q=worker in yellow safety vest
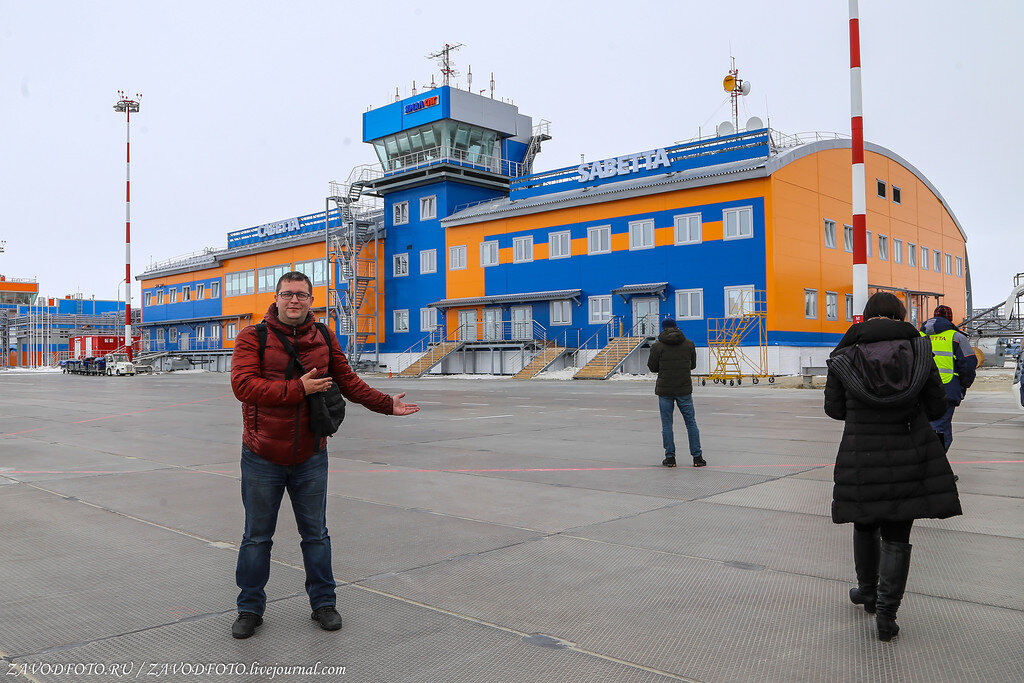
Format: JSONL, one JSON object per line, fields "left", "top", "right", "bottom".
{"left": 920, "top": 305, "right": 977, "bottom": 455}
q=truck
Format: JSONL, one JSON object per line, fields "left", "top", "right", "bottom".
{"left": 62, "top": 353, "right": 135, "bottom": 376}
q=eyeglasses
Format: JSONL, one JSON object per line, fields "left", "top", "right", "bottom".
{"left": 276, "top": 291, "right": 311, "bottom": 301}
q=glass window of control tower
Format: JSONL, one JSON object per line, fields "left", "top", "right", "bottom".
{"left": 374, "top": 122, "right": 500, "bottom": 170}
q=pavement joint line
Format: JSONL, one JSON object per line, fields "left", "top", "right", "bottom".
{"left": 1, "top": 648, "right": 44, "bottom": 683}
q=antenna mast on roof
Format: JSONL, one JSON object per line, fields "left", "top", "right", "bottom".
{"left": 427, "top": 42, "right": 463, "bottom": 86}
{"left": 722, "top": 57, "right": 751, "bottom": 134}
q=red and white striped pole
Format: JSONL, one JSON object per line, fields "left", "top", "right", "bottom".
{"left": 114, "top": 92, "right": 140, "bottom": 360}
{"left": 849, "top": 1, "right": 867, "bottom": 323}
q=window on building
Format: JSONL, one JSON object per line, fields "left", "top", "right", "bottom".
{"left": 449, "top": 245, "right": 467, "bottom": 271}
{"left": 295, "top": 258, "right": 328, "bottom": 286}
{"left": 168, "top": 288, "right": 178, "bottom": 304}
{"left": 628, "top": 219, "right": 655, "bottom": 250}
{"left": 877, "top": 179, "right": 887, "bottom": 198}
{"left": 805, "top": 289, "right": 818, "bottom": 319}
{"left": 197, "top": 326, "right": 206, "bottom": 341}
{"left": 587, "top": 225, "right": 611, "bottom": 254}
{"left": 866, "top": 231, "right": 873, "bottom": 258}
{"left": 513, "top": 236, "right": 534, "bottom": 263}
{"left": 420, "top": 249, "right": 437, "bottom": 274}
{"left": 843, "top": 224, "right": 854, "bottom": 253}
{"left": 824, "top": 220, "right": 837, "bottom": 249}
{"left": 878, "top": 235, "right": 889, "bottom": 261}
{"left": 588, "top": 295, "right": 612, "bottom": 324}
{"left": 675, "top": 289, "right": 703, "bottom": 320}
{"left": 674, "top": 213, "right": 701, "bottom": 245}
{"left": 420, "top": 307, "right": 437, "bottom": 332}
{"left": 933, "top": 250, "right": 941, "bottom": 272}
{"left": 144, "top": 292, "right": 152, "bottom": 307}
{"left": 921, "top": 246, "right": 929, "bottom": 270}
{"left": 723, "top": 206, "right": 753, "bottom": 240}
{"left": 211, "top": 281, "right": 221, "bottom": 298}
{"left": 182, "top": 286, "right": 191, "bottom": 301}
{"left": 211, "top": 324, "right": 220, "bottom": 339}
{"left": 945, "top": 253, "right": 953, "bottom": 275}
{"left": 419, "top": 195, "right": 437, "bottom": 220}
{"left": 893, "top": 239, "right": 903, "bottom": 264}
{"left": 393, "top": 201, "right": 409, "bottom": 225}
{"left": 550, "top": 300, "right": 571, "bottom": 326}
{"left": 549, "top": 230, "right": 571, "bottom": 259}
{"left": 908, "top": 243, "right": 917, "bottom": 267}
{"left": 846, "top": 294, "right": 854, "bottom": 322}
{"left": 226, "top": 322, "right": 237, "bottom": 340}
{"left": 156, "top": 290, "right": 165, "bottom": 305}
{"left": 956, "top": 256, "right": 963, "bottom": 277}
{"left": 725, "top": 285, "right": 755, "bottom": 317}
{"left": 480, "top": 240, "right": 500, "bottom": 267}
{"left": 196, "top": 283, "right": 205, "bottom": 299}
{"left": 393, "top": 253, "right": 409, "bottom": 277}
{"left": 257, "top": 264, "right": 290, "bottom": 293}
{"left": 393, "top": 309, "right": 409, "bottom": 333}
{"left": 892, "top": 186, "right": 902, "bottom": 204}
{"left": 826, "top": 291, "right": 838, "bottom": 320}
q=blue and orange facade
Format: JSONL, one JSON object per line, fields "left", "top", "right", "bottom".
{"left": 137, "top": 81, "right": 969, "bottom": 375}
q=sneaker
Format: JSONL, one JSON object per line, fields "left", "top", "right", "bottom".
{"left": 692, "top": 456, "right": 707, "bottom": 467}
{"left": 662, "top": 456, "right": 677, "bottom": 467}
{"left": 311, "top": 605, "right": 343, "bottom": 631}
{"left": 231, "top": 612, "right": 262, "bottom": 639}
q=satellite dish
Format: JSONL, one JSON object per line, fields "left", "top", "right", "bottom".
{"left": 717, "top": 121, "right": 735, "bottom": 136}
{"left": 746, "top": 116, "right": 764, "bottom": 131}
{"left": 740, "top": 80, "right": 752, "bottom": 95}
{"left": 723, "top": 74, "right": 736, "bottom": 92}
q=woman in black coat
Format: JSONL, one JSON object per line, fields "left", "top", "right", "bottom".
{"left": 824, "top": 292, "right": 961, "bottom": 641}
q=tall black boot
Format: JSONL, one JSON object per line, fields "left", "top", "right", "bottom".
{"left": 875, "top": 539, "right": 913, "bottom": 641}
{"left": 849, "top": 527, "right": 880, "bottom": 613}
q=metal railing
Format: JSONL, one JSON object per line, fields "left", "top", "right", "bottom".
{"left": 392, "top": 319, "right": 551, "bottom": 373}
{"left": 354, "top": 145, "right": 525, "bottom": 180}
{"left": 146, "top": 248, "right": 219, "bottom": 272}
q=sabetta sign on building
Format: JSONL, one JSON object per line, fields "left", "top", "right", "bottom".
{"left": 404, "top": 95, "right": 440, "bottom": 115}
{"left": 577, "top": 148, "right": 671, "bottom": 182}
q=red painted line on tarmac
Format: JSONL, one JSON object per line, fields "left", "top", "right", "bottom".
{"left": 0, "top": 428, "right": 47, "bottom": 437}
{"left": 73, "top": 395, "right": 233, "bottom": 423}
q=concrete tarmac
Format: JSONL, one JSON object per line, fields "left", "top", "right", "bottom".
{"left": 1, "top": 371, "right": 1022, "bottom": 682}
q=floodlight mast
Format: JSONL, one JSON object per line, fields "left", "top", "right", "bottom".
{"left": 113, "top": 91, "right": 140, "bottom": 360}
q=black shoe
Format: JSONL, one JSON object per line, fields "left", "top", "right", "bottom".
{"left": 876, "top": 540, "right": 913, "bottom": 641}
{"left": 692, "top": 456, "right": 707, "bottom": 467}
{"left": 662, "top": 456, "right": 677, "bottom": 467}
{"left": 232, "top": 612, "right": 262, "bottom": 639}
{"left": 311, "top": 605, "right": 343, "bottom": 631}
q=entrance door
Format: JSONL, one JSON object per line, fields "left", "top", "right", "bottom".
{"left": 458, "top": 310, "right": 477, "bottom": 341}
{"left": 511, "top": 305, "right": 532, "bottom": 340}
{"left": 632, "top": 297, "right": 659, "bottom": 336}
{"left": 483, "top": 308, "right": 502, "bottom": 341}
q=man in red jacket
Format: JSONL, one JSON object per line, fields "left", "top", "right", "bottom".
{"left": 229, "top": 271, "right": 419, "bottom": 639}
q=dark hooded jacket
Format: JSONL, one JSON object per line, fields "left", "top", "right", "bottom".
{"left": 920, "top": 315, "right": 977, "bottom": 406}
{"left": 647, "top": 328, "right": 696, "bottom": 396}
{"left": 230, "top": 304, "right": 393, "bottom": 466}
{"left": 824, "top": 317, "right": 961, "bottom": 524}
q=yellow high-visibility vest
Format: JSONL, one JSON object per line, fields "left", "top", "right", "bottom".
{"left": 921, "top": 329, "right": 956, "bottom": 384}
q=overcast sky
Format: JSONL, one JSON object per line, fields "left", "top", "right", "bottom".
{"left": 1, "top": 0, "right": 1021, "bottom": 309}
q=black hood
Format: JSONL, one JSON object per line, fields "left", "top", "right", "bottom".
{"left": 658, "top": 328, "right": 686, "bottom": 345}
{"left": 832, "top": 317, "right": 921, "bottom": 352}
{"left": 828, "top": 334, "right": 935, "bottom": 407}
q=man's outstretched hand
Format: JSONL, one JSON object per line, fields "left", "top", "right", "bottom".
{"left": 392, "top": 392, "right": 420, "bottom": 415}
{"left": 300, "top": 368, "right": 332, "bottom": 395}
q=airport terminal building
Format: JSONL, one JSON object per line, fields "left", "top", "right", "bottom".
{"left": 137, "top": 81, "right": 969, "bottom": 377}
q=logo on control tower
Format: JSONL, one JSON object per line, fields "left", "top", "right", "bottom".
{"left": 404, "top": 95, "right": 440, "bottom": 114}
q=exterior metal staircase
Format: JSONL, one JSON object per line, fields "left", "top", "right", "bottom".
{"left": 573, "top": 336, "right": 647, "bottom": 380}
{"left": 398, "top": 340, "right": 465, "bottom": 378}
{"left": 514, "top": 344, "right": 571, "bottom": 379}
{"left": 520, "top": 120, "right": 551, "bottom": 176}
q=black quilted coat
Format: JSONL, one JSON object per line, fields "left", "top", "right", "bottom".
{"left": 824, "top": 317, "right": 961, "bottom": 524}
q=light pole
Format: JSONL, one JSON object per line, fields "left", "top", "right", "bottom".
{"left": 113, "top": 91, "right": 140, "bottom": 359}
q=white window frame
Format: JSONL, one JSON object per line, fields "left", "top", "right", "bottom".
{"left": 420, "top": 307, "right": 437, "bottom": 332}
{"left": 393, "top": 309, "right": 409, "bottom": 333}
{"left": 724, "top": 285, "right": 755, "bottom": 317}
{"left": 211, "top": 281, "right": 221, "bottom": 298}
{"left": 512, "top": 236, "right": 534, "bottom": 263}
{"left": 723, "top": 206, "right": 753, "bottom": 241}
{"left": 945, "top": 253, "right": 953, "bottom": 275}
{"left": 674, "top": 213, "right": 702, "bottom": 245}
{"left": 921, "top": 246, "right": 929, "bottom": 270}
{"left": 419, "top": 195, "right": 437, "bottom": 221}
{"left": 393, "top": 253, "right": 409, "bottom": 277}
{"left": 295, "top": 258, "right": 328, "bottom": 286}
{"left": 588, "top": 295, "right": 612, "bottom": 324}
{"left": 197, "top": 326, "right": 206, "bottom": 341}
{"left": 548, "top": 230, "right": 571, "bottom": 259}
{"left": 866, "top": 231, "right": 873, "bottom": 258}
{"left": 144, "top": 292, "right": 152, "bottom": 307}
{"left": 168, "top": 288, "right": 177, "bottom": 304}
{"left": 156, "top": 290, "right": 164, "bottom": 305}
{"left": 826, "top": 291, "right": 838, "bottom": 321}
{"left": 846, "top": 294, "right": 854, "bottom": 322}
{"left": 211, "top": 324, "right": 220, "bottom": 339}
{"left": 908, "top": 243, "right": 917, "bottom": 267}
{"left": 257, "top": 264, "right": 290, "bottom": 294}
{"left": 628, "top": 219, "right": 655, "bottom": 250}
{"left": 956, "top": 256, "right": 963, "bottom": 277}
{"left": 933, "top": 250, "right": 941, "bottom": 273}
{"left": 878, "top": 234, "right": 889, "bottom": 261}
{"left": 226, "top": 322, "right": 237, "bottom": 340}
{"left": 449, "top": 245, "right": 467, "bottom": 271}
{"left": 587, "top": 225, "right": 611, "bottom": 255}
{"left": 843, "top": 224, "right": 854, "bottom": 253}
{"left": 876, "top": 179, "right": 887, "bottom": 199}
{"left": 893, "top": 238, "right": 903, "bottom": 264}
{"left": 805, "top": 289, "right": 819, "bottom": 320}
{"left": 550, "top": 300, "right": 571, "bottom": 326}
{"left": 393, "top": 201, "right": 409, "bottom": 225}
{"left": 182, "top": 285, "right": 191, "bottom": 301}
{"left": 420, "top": 249, "right": 437, "bottom": 274}
{"left": 196, "top": 283, "right": 205, "bottom": 299}
{"left": 480, "top": 240, "right": 500, "bottom": 267}
{"left": 824, "top": 219, "right": 837, "bottom": 249}
{"left": 675, "top": 289, "right": 703, "bottom": 320}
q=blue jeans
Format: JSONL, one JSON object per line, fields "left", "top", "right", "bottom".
{"left": 659, "top": 395, "right": 702, "bottom": 457}
{"left": 930, "top": 404, "right": 956, "bottom": 453}
{"left": 236, "top": 445, "right": 336, "bottom": 615}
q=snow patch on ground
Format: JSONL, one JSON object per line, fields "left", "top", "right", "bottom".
{"left": 0, "top": 367, "right": 63, "bottom": 374}
{"left": 534, "top": 367, "right": 581, "bottom": 380}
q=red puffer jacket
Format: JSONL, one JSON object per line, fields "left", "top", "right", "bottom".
{"left": 231, "top": 305, "right": 393, "bottom": 465}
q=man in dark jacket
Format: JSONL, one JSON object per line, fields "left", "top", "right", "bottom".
{"left": 228, "top": 271, "right": 419, "bottom": 639}
{"left": 647, "top": 318, "right": 705, "bottom": 467}
{"left": 920, "top": 305, "right": 977, "bottom": 452}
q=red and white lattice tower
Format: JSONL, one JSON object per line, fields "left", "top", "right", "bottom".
{"left": 849, "top": 2, "right": 867, "bottom": 322}
{"left": 113, "top": 91, "right": 141, "bottom": 360}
